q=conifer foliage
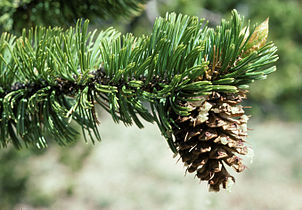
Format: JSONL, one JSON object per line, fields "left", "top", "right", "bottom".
{"left": 0, "top": 0, "right": 147, "bottom": 32}
{"left": 0, "top": 10, "right": 278, "bottom": 191}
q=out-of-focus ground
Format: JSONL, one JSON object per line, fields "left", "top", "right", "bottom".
{"left": 7, "top": 113, "right": 302, "bottom": 210}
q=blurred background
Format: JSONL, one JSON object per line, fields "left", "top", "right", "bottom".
{"left": 0, "top": 0, "right": 302, "bottom": 209}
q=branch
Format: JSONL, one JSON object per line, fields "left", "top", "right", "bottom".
{"left": 0, "top": 10, "right": 278, "bottom": 191}
{"left": 0, "top": 0, "right": 148, "bottom": 32}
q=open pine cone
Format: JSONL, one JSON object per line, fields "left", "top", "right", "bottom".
{"left": 171, "top": 91, "right": 250, "bottom": 191}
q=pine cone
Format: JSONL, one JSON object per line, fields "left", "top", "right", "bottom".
{"left": 171, "top": 91, "right": 249, "bottom": 192}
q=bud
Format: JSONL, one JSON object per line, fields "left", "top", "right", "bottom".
{"left": 243, "top": 18, "right": 269, "bottom": 56}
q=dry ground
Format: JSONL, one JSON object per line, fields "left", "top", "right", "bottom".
{"left": 10, "top": 114, "right": 302, "bottom": 210}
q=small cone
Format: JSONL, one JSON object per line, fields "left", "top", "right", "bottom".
{"left": 171, "top": 91, "right": 249, "bottom": 191}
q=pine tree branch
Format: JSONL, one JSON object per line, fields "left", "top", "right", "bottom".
{"left": 0, "top": 10, "right": 278, "bottom": 152}
{"left": 0, "top": 0, "right": 148, "bottom": 32}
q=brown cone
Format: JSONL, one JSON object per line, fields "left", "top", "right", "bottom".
{"left": 171, "top": 91, "right": 249, "bottom": 192}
